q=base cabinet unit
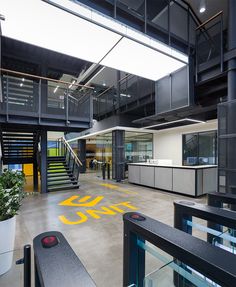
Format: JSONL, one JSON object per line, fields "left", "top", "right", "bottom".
{"left": 172, "top": 169, "right": 195, "bottom": 196}
{"left": 128, "top": 163, "right": 217, "bottom": 197}
{"left": 128, "top": 165, "right": 140, "bottom": 184}
{"left": 154, "top": 167, "right": 172, "bottom": 191}
{"left": 140, "top": 166, "right": 155, "bottom": 187}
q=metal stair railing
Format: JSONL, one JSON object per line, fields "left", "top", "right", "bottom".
{"left": 57, "top": 137, "right": 82, "bottom": 182}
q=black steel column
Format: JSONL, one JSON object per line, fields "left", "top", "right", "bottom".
{"left": 227, "top": 0, "right": 236, "bottom": 196}
{"left": 40, "top": 131, "right": 47, "bottom": 193}
{"left": 78, "top": 139, "right": 86, "bottom": 173}
{"left": 33, "top": 161, "right": 38, "bottom": 192}
{"left": 228, "top": 0, "right": 236, "bottom": 101}
{"left": 40, "top": 65, "right": 48, "bottom": 117}
{"left": 112, "top": 130, "right": 125, "bottom": 182}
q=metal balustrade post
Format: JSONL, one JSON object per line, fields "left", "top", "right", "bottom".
{"left": 6, "top": 76, "right": 9, "bottom": 122}
{"left": 38, "top": 79, "right": 41, "bottom": 124}
{"left": 66, "top": 87, "right": 69, "bottom": 126}
{"left": 123, "top": 223, "right": 145, "bottom": 287}
{"left": 207, "top": 194, "right": 223, "bottom": 244}
{"left": 24, "top": 245, "right": 31, "bottom": 287}
{"left": 168, "top": 0, "right": 170, "bottom": 45}
{"left": 220, "top": 13, "right": 223, "bottom": 73}
{"left": 16, "top": 245, "right": 32, "bottom": 287}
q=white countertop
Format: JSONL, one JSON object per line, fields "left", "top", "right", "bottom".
{"left": 128, "top": 163, "right": 217, "bottom": 169}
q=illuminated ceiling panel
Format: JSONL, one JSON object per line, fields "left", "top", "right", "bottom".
{"left": 101, "top": 37, "right": 186, "bottom": 81}
{"left": 1, "top": 0, "right": 188, "bottom": 81}
{"left": 1, "top": 0, "right": 122, "bottom": 63}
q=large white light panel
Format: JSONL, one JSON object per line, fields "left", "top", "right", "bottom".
{"left": 1, "top": 0, "right": 122, "bottom": 63}
{"left": 101, "top": 38, "right": 187, "bottom": 81}
{"left": 1, "top": 0, "right": 188, "bottom": 81}
{"left": 50, "top": 0, "right": 188, "bottom": 64}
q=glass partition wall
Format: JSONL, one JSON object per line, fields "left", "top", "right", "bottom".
{"left": 183, "top": 131, "right": 217, "bottom": 166}
{"left": 86, "top": 133, "right": 112, "bottom": 177}
{"left": 125, "top": 132, "right": 153, "bottom": 164}
{"left": 85, "top": 131, "right": 153, "bottom": 178}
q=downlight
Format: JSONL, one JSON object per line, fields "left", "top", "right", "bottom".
{"left": 199, "top": 0, "right": 206, "bottom": 13}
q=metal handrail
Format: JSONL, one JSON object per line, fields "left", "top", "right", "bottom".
{"left": 96, "top": 73, "right": 131, "bottom": 99}
{"left": 196, "top": 11, "right": 223, "bottom": 30}
{"left": 61, "top": 137, "right": 82, "bottom": 166}
{"left": 0, "top": 68, "right": 94, "bottom": 89}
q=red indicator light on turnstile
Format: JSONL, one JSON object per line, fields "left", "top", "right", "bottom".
{"left": 41, "top": 236, "right": 58, "bottom": 248}
{"left": 130, "top": 214, "right": 145, "bottom": 221}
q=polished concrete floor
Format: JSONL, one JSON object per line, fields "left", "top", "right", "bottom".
{"left": 0, "top": 173, "right": 206, "bottom": 286}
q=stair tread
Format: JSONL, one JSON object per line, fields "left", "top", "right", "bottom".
{"left": 48, "top": 176, "right": 74, "bottom": 181}
{"left": 48, "top": 169, "right": 71, "bottom": 172}
{"left": 48, "top": 184, "right": 80, "bottom": 192}
{"left": 47, "top": 156, "right": 66, "bottom": 160}
{"left": 48, "top": 166, "right": 70, "bottom": 169}
{"left": 48, "top": 180, "right": 77, "bottom": 186}
{"left": 48, "top": 172, "right": 73, "bottom": 176}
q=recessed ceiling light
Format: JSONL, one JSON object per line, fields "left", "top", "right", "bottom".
{"left": 199, "top": 0, "right": 206, "bottom": 13}
{"left": 199, "top": 7, "right": 206, "bottom": 13}
{"left": 54, "top": 85, "right": 59, "bottom": 93}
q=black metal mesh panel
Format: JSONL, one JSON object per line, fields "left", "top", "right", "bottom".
{"left": 155, "top": 66, "right": 189, "bottom": 114}
{"left": 170, "top": 2, "right": 188, "bottom": 42}
{"left": 196, "top": 21, "right": 221, "bottom": 65}
{"left": 218, "top": 100, "right": 236, "bottom": 193}
{"left": 171, "top": 66, "right": 188, "bottom": 109}
{"left": 112, "top": 130, "right": 125, "bottom": 181}
{"left": 155, "top": 76, "right": 171, "bottom": 114}
{"left": 1, "top": 75, "right": 38, "bottom": 114}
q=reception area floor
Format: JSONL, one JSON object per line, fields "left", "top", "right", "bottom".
{"left": 1, "top": 173, "right": 207, "bottom": 287}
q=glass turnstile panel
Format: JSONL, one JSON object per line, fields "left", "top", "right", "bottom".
{"left": 187, "top": 218, "right": 236, "bottom": 255}
{"left": 138, "top": 240, "right": 219, "bottom": 287}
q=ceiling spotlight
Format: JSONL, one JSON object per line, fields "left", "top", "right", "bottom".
{"left": 199, "top": 0, "right": 206, "bottom": 13}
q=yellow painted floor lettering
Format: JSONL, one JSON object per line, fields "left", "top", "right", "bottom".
{"left": 109, "top": 205, "right": 125, "bottom": 213}
{"left": 115, "top": 201, "right": 138, "bottom": 210}
{"left": 99, "top": 183, "right": 137, "bottom": 195}
{"left": 59, "top": 212, "right": 88, "bottom": 225}
{"left": 59, "top": 195, "right": 104, "bottom": 207}
{"left": 78, "top": 195, "right": 92, "bottom": 203}
{"left": 86, "top": 207, "right": 116, "bottom": 219}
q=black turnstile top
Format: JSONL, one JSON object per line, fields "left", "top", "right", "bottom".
{"left": 174, "top": 200, "right": 236, "bottom": 229}
{"left": 33, "top": 231, "right": 96, "bottom": 287}
{"left": 124, "top": 212, "right": 236, "bottom": 287}
{"left": 208, "top": 191, "right": 236, "bottom": 204}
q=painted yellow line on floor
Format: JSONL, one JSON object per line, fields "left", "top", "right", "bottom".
{"left": 99, "top": 183, "right": 138, "bottom": 195}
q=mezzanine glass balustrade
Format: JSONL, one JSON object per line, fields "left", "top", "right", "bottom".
{"left": 95, "top": 74, "right": 154, "bottom": 118}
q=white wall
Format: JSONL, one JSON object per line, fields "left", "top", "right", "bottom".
{"left": 153, "top": 120, "right": 217, "bottom": 165}
{"left": 47, "top": 132, "right": 64, "bottom": 141}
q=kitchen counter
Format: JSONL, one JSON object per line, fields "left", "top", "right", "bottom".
{"left": 128, "top": 163, "right": 217, "bottom": 197}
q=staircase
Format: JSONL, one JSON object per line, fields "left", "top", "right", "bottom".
{"left": 46, "top": 138, "right": 81, "bottom": 192}
{"left": 0, "top": 131, "right": 39, "bottom": 164}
